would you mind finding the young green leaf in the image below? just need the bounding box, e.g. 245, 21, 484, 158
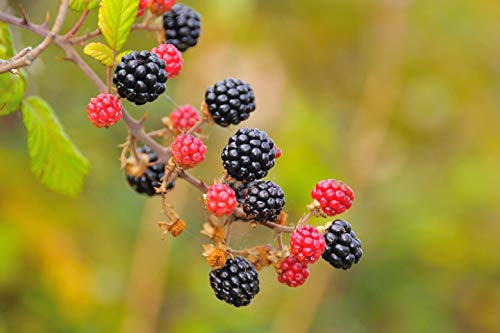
63, 0, 101, 11
98, 0, 138, 51
21, 96, 89, 197
83, 42, 114, 66
0, 23, 26, 116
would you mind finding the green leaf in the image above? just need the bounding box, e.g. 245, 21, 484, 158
114, 50, 133, 64
63, 0, 101, 11
98, 0, 138, 51
83, 42, 114, 66
0, 22, 26, 116
0, 72, 25, 116
0, 22, 15, 59
21, 96, 89, 197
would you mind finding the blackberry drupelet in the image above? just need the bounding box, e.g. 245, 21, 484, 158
113, 51, 168, 105
205, 78, 256, 127
209, 256, 260, 307
322, 219, 363, 270
162, 4, 201, 52
126, 145, 175, 196
243, 180, 285, 222
221, 128, 276, 182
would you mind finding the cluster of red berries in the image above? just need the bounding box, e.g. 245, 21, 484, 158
137, 0, 176, 17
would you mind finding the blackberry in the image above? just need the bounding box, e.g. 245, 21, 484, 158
126, 146, 175, 196
227, 181, 248, 204
205, 78, 256, 127
322, 219, 363, 270
162, 4, 201, 52
243, 180, 285, 222
221, 128, 276, 182
113, 51, 168, 105
209, 256, 260, 307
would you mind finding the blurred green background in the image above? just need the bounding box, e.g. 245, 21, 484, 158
1, 0, 500, 332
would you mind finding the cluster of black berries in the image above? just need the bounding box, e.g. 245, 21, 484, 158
205, 78, 256, 127
113, 51, 168, 105
163, 4, 201, 52
126, 145, 175, 196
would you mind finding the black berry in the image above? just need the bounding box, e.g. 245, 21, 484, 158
242, 180, 285, 222
162, 4, 201, 52
227, 181, 248, 204
322, 219, 363, 270
113, 51, 168, 105
221, 128, 276, 182
205, 78, 256, 127
209, 256, 260, 307
126, 145, 175, 196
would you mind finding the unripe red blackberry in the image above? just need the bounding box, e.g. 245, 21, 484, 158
290, 225, 326, 264
243, 180, 285, 222
126, 145, 175, 196
221, 128, 276, 182
277, 255, 309, 287
151, 43, 183, 79
162, 4, 201, 52
209, 256, 260, 307
322, 219, 362, 270
113, 51, 168, 105
149, 0, 176, 15
205, 184, 237, 217
168, 104, 200, 133
171, 134, 207, 169
205, 78, 256, 127
137, 0, 148, 17
311, 179, 354, 216
86, 93, 122, 128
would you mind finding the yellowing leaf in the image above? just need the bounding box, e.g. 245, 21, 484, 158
21, 96, 89, 197
83, 42, 114, 66
98, 0, 138, 51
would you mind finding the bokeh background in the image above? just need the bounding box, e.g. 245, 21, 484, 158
1, 0, 500, 332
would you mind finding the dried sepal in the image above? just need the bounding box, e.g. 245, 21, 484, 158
307, 199, 327, 218
201, 222, 225, 243
158, 219, 186, 238
245, 245, 280, 271
276, 211, 288, 226
203, 244, 228, 269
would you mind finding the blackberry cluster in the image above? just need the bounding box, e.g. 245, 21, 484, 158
205, 78, 256, 127
162, 4, 201, 52
126, 146, 174, 196
322, 219, 363, 270
243, 180, 285, 222
209, 256, 260, 307
113, 51, 167, 105
221, 128, 276, 182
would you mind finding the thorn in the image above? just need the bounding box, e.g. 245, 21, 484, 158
18, 4, 29, 25
41, 11, 51, 29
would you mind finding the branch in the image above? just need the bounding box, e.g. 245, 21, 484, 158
69, 23, 163, 45
0, 0, 70, 73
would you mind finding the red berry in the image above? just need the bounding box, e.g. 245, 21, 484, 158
171, 134, 207, 169
290, 225, 326, 263
86, 93, 122, 128
277, 255, 309, 287
311, 179, 354, 216
205, 184, 237, 217
148, 0, 176, 16
151, 43, 183, 79
169, 105, 200, 133
137, 0, 148, 17
274, 145, 282, 158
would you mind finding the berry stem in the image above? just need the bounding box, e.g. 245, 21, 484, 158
64, 9, 89, 39
260, 221, 295, 233
185, 117, 207, 135
297, 211, 314, 228
177, 169, 209, 193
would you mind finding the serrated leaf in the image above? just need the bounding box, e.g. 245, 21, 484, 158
98, 0, 138, 51
0, 22, 15, 59
83, 42, 114, 66
62, 0, 101, 11
21, 96, 89, 197
115, 50, 133, 64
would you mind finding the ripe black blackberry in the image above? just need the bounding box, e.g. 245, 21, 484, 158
162, 4, 201, 52
221, 128, 276, 182
209, 256, 260, 307
243, 180, 285, 222
113, 51, 168, 105
322, 219, 363, 270
227, 181, 248, 204
205, 78, 256, 127
126, 145, 175, 196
